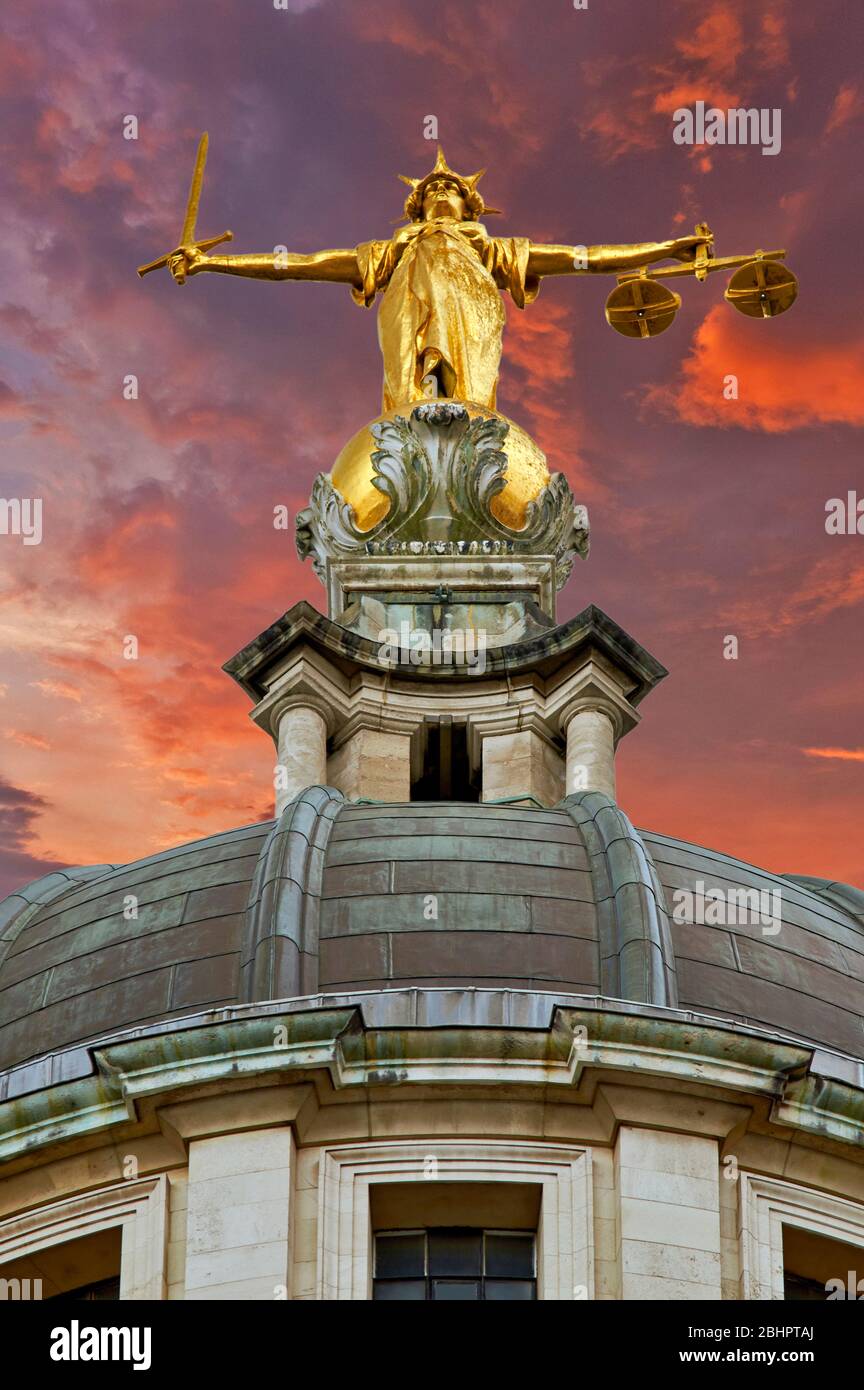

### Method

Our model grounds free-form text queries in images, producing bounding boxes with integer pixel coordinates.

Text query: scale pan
[724,259,798,319]
[605,279,681,339]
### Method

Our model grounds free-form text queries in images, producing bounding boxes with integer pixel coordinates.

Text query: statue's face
[422,177,467,221]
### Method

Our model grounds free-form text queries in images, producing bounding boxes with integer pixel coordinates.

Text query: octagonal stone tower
[227,398,665,814]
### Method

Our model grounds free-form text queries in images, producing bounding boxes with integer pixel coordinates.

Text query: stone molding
[0,1174,169,1300]
[558,694,626,743]
[738,1172,864,1300]
[773,1070,864,1148]
[316,1139,593,1300]
[5,993,862,1163]
[553,662,642,741]
[271,692,338,739]
[327,554,558,627]
[296,402,589,593]
[238,620,655,804]
[225,601,667,701]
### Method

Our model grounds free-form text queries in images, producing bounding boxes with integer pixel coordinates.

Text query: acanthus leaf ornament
[295,403,588,590]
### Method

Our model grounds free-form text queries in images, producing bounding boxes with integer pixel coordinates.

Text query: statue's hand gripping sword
[136,133,232,281]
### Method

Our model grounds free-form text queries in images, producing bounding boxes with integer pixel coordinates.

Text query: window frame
[738,1172,864,1300]
[0,1175,169,1301]
[316,1140,593,1300]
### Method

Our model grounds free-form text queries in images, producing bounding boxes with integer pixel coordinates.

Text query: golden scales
[136,139,798,348]
[604,222,799,338]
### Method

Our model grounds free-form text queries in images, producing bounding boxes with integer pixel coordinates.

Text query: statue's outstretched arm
[527,233,712,278]
[173,246,361,286]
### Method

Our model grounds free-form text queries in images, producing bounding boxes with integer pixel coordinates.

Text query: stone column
[275,703,328,815]
[562,704,617,800]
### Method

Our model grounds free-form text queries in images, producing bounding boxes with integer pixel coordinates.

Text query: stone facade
[2,992,864,1300]
[1,798,863,1301]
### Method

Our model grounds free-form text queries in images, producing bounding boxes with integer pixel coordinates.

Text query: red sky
[1,0,862,896]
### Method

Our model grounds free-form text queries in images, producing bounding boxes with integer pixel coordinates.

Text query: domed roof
[0,790,862,1072]
[329,400,551,531]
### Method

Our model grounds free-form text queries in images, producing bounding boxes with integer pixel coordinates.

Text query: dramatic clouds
[0,776,66,889]
[645,305,864,430]
[0,0,862,895]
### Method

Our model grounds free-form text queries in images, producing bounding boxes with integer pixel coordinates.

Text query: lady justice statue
[141,143,718,412]
[138,138,795,564]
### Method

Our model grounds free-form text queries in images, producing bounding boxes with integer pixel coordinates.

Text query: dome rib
[0,864,118,974]
[560,791,678,1008]
[240,785,347,1001]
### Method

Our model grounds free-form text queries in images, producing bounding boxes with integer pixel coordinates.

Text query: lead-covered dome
[1,790,862,1074]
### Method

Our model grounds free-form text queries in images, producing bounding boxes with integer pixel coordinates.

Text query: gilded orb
[330,400,551,533]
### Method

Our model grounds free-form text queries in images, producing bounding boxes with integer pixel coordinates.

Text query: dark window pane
[375,1233,425,1278]
[50,1276,121,1303]
[432,1280,481,1300]
[485,1279,536,1301]
[429,1230,482,1277]
[783,1271,830,1301]
[373,1280,427,1300]
[485,1233,535,1278]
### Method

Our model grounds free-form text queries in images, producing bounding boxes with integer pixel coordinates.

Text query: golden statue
[138,138,797,531]
[140,140,796,416]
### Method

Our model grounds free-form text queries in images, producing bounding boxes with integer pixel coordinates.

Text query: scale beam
[633,249,787,282]
[605,225,798,338]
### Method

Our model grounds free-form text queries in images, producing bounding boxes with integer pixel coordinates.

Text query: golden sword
[136,133,233,280]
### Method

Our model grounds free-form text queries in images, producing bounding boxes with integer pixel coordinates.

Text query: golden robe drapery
[352,220,541,411]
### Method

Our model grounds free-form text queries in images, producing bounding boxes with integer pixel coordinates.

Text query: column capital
[558,696,626,743]
[270,693,334,735]
[550,660,641,742]
[253,686,341,740]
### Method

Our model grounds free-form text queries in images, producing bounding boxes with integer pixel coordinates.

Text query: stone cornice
[223,601,667,702]
[1,991,862,1164]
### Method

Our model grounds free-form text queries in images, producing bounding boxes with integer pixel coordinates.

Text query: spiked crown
[398,146,502,221]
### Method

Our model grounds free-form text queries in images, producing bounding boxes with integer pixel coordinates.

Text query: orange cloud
[825,83,863,135]
[6,731,51,751]
[644,305,864,431]
[803,747,864,763]
[504,298,574,389]
[651,83,742,118]
[758,9,791,70]
[725,555,864,638]
[578,0,793,163]
[31,679,82,702]
[674,12,744,78]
